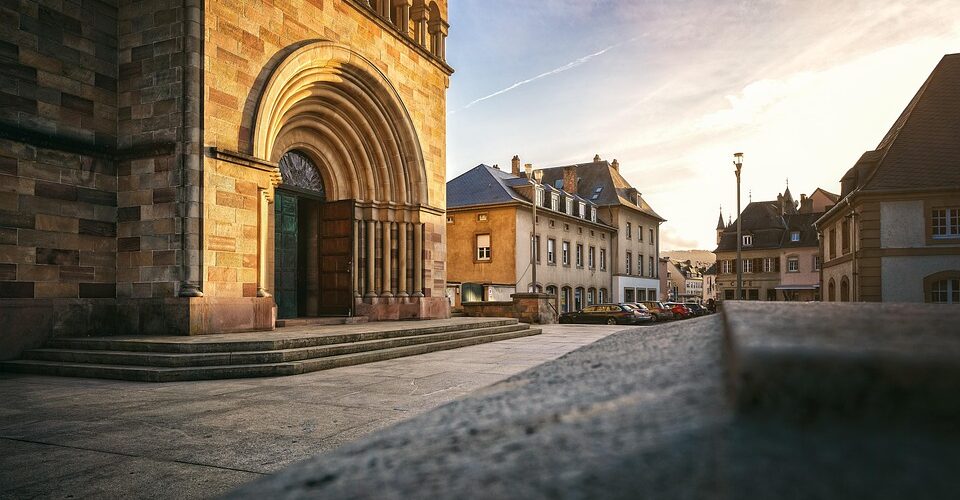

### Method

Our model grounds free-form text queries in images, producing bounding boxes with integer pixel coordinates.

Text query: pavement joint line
[0,436,269,476]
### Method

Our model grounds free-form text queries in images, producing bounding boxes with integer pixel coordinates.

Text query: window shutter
[731,259,737,273]
[754,258,762,272]
[774,257,781,272]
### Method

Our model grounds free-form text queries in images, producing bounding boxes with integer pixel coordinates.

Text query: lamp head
[533,169,544,183]
[733,152,744,168]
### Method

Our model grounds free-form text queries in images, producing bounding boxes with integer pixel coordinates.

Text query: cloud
[452,41,632,113]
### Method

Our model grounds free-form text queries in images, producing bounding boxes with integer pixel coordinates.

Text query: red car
[664,302,693,319]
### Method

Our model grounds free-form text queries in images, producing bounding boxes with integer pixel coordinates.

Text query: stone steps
[275,316,368,328]
[1,319,540,382]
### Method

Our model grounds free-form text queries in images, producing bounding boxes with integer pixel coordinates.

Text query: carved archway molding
[253,40,429,208]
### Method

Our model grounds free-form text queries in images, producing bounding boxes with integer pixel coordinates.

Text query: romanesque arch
[253,41,428,206]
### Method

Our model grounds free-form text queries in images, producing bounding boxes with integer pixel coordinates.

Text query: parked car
[665,302,693,319]
[684,303,708,316]
[559,304,652,325]
[638,301,674,321]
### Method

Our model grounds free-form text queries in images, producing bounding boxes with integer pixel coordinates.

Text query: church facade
[0,1,452,358]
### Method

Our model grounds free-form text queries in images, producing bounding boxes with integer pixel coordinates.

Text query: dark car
[559,304,652,325]
[665,302,693,319]
[685,303,707,316]
[638,301,674,321]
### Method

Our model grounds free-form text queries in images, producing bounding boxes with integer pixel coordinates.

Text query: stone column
[353,219,361,298]
[365,220,377,298]
[397,222,409,297]
[381,221,393,297]
[412,4,428,46]
[256,189,270,297]
[394,0,411,34]
[413,223,423,297]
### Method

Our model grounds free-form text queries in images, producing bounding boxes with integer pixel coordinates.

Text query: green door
[274,191,298,319]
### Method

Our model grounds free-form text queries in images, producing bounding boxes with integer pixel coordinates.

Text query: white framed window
[476,234,491,260]
[929,278,960,303]
[743,234,753,246]
[551,193,559,211]
[547,239,556,264]
[626,222,632,239]
[742,259,753,273]
[638,254,644,276]
[579,202,586,219]
[562,241,570,266]
[790,231,800,242]
[576,244,584,267]
[787,257,799,272]
[535,187,544,207]
[721,260,731,274]
[626,252,632,275]
[565,197,573,215]
[588,246,595,269]
[932,208,960,239]
[477,213,488,222]
[590,208,596,223]
[599,248,607,271]
[762,257,775,273]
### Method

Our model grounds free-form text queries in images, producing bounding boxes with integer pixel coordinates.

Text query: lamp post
[530,167,544,293]
[733,152,743,300]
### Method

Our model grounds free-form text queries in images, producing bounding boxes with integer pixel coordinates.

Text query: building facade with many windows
[817,54,960,303]
[539,156,664,303]
[446,161,616,313]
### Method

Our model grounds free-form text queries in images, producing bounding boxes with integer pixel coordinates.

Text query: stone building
[0,0,452,358]
[817,54,960,303]
[539,156,664,303]
[446,160,617,314]
[714,187,833,301]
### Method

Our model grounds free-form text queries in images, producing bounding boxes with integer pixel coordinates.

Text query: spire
[716,206,725,230]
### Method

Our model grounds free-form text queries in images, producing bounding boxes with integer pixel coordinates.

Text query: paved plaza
[0,324,627,499]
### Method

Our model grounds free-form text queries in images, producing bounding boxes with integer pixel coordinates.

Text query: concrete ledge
[723,301,960,422]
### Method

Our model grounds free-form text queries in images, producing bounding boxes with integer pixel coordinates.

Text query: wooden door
[317,199,355,316]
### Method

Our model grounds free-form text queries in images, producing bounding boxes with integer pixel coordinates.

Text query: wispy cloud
[452,40,633,113]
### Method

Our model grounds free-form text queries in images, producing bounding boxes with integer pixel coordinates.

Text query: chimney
[492,164,499,170]
[511,155,521,177]
[611,159,619,171]
[799,193,813,214]
[562,166,577,194]
[777,193,784,215]
[593,154,601,162]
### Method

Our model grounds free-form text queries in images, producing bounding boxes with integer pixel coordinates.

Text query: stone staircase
[0,318,539,383]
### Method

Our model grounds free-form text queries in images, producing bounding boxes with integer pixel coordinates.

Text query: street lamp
[733,152,743,300]
[530,167,544,293]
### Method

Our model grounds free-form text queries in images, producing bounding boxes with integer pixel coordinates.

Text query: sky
[444,0,960,250]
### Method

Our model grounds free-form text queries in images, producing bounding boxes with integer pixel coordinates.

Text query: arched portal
[254,41,431,319]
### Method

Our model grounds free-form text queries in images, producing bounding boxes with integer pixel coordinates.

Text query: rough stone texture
[462,293,558,324]
[0,322,617,499]
[724,301,960,422]
[232,312,960,499]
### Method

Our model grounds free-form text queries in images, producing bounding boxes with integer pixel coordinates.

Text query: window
[587,288,596,306]
[547,239,556,264]
[549,219,555,228]
[841,220,850,253]
[574,287,584,310]
[840,276,850,302]
[626,222,632,239]
[626,252,632,275]
[551,193,559,211]
[814,255,821,271]
[929,278,960,303]
[829,228,837,259]
[590,208,596,223]
[742,259,753,273]
[638,225,643,241]
[649,256,654,278]
[649,228,654,245]
[721,260,731,274]
[562,241,570,266]
[477,213,487,222]
[576,244,584,267]
[476,234,491,260]
[535,187,544,207]
[787,257,799,272]
[588,246,595,269]
[591,187,602,200]
[790,231,800,242]
[565,197,573,215]
[600,248,607,271]
[564,223,569,231]
[599,288,607,303]
[533,235,541,263]
[762,258,773,273]
[624,288,635,302]
[828,278,836,301]
[446,216,454,224]
[932,208,960,239]
[579,202,586,219]
[743,234,753,246]
[560,287,571,313]
[638,254,644,276]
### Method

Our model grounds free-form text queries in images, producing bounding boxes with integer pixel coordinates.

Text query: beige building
[1,0,452,358]
[818,54,960,303]
[714,187,832,301]
[540,156,664,303]
[446,160,616,313]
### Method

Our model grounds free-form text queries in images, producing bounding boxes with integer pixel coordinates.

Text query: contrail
[454,40,632,113]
